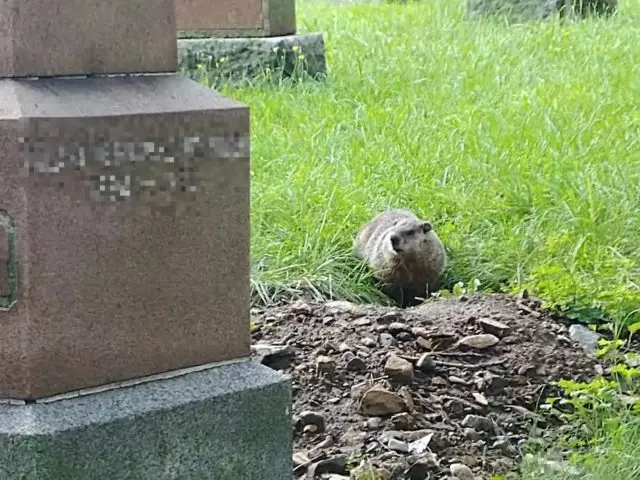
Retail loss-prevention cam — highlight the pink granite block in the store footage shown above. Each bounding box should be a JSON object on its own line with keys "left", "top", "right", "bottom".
{"left": 0, "top": 74, "right": 251, "bottom": 400}
{"left": 0, "top": 0, "right": 178, "bottom": 78}
{"left": 176, "top": 0, "right": 296, "bottom": 37}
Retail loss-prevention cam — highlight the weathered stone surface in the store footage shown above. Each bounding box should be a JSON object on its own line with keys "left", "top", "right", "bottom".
{"left": 384, "top": 354, "right": 415, "bottom": 384}
{"left": 467, "top": 0, "right": 617, "bottom": 21}
{"left": 569, "top": 324, "right": 600, "bottom": 355}
{"left": 458, "top": 334, "right": 500, "bottom": 350}
{"left": 0, "top": 74, "right": 250, "bottom": 400}
{"left": 361, "top": 386, "right": 408, "bottom": 416}
{"left": 0, "top": 0, "right": 177, "bottom": 77}
{"left": 176, "top": 0, "right": 296, "bottom": 38}
{"left": 0, "top": 361, "right": 292, "bottom": 479}
{"left": 178, "top": 32, "right": 327, "bottom": 83}
{"left": 478, "top": 318, "right": 511, "bottom": 337}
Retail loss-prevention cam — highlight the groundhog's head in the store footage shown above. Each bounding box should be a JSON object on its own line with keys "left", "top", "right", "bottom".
{"left": 388, "top": 219, "right": 433, "bottom": 256}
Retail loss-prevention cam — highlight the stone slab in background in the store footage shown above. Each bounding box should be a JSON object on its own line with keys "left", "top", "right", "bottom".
{"left": 178, "top": 32, "right": 327, "bottom": 83}
{"left": 467, "top": 0, "right": 618, "bottom": 21}
{"left": 0, "top": 361, "right": 292, "bottom": 480}
{"left": 0, "top": 0, "right": 177, "bottom": 77}
{"left": 176, "top": 0, "right": 296, "bottom": 38}
{"left": 0, "top": 74, "right": 251, "bottom": 400}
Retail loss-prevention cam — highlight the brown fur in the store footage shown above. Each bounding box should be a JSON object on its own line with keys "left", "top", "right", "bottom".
{"left": 354, "top": 209, "right": 446, "bottom": 307}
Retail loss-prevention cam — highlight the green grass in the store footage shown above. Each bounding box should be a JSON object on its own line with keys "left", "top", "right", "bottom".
{"left": 215, "top": 0, "right": 640, "bottom": 324}
{"left": 519, "top": 410, "right": 640, "bottom": 479}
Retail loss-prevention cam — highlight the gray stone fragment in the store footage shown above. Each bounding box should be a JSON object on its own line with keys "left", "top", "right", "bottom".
{"left": 569, "top": 324, "right": 600, "bottom": 355}
{"left": 467, "top": 0, "right": 617, "bottom": 22}
{"left": 0, "top": 361, "right": 292, "bottom": 480}
{"left": 380, "top": 333, "right": 397, "bottom": 347}
{"left": 178, "top": 33, "right": 327, "bottom": 83}
{"left": 467, "top": 0, "right": 558, "bottom": 20}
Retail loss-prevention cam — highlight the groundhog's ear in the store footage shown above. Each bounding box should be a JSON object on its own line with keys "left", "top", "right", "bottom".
{"left": 421, "top": 222, "right": 432, "bottom": 233}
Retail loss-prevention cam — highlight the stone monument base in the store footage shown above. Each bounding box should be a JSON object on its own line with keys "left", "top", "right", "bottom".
{"left": 467, "top": 0, "right": 618, "bottom": 22}
{"left": 178, "top": 32, "right": 327, "bottom": 83}
{"left": 0, "top": 361, "right": 292, "bottom": 480}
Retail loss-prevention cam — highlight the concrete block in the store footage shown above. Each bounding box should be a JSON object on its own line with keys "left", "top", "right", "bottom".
{"left": 0, "top": 360, "right": 293, "bottom": 480}
{"left": 176, "top": 0, "right": 296, "bottom": 38}
{"left": 0, "top": 0, "right": 177, "bottom": 78}
{"left": 0, "top": 74, "right": 251, "bottom": 400}
{"left": 179, "top": 32, "right": 327, "bottom": 82}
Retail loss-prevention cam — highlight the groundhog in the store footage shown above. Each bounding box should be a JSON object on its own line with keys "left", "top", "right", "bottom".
{"left": 354, "top": 209, "right": 446, "bottom": 308}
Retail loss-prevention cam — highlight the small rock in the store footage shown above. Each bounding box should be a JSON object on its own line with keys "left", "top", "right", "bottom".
{"left": 388, "top": 438, "right": 410, "bottom": 453}
{"left": 346, "top": 357, "right": 368, "bottom": 372}
{"left": 303, "top": 424, "right": 319, "bottom": 434}
{"left": 307, "top": 454, "right": 348, "bottom": 477}
{"left": 399, "top": 386, "right": 415, "bottom": 412}
{"left": 411, "top": 326, "right": 429, "bottom": 338}
{"left": 472, "top": 392, "right": 488, "bottom": 406}
{"left": 569, "top": 324, "right": 600, "bottom": 355}
{"left": 362, "top": 337, "right": 377, "bottom": 347}
{"left": 405, "top": 453, "right": 440, "bottom": 479}
{"left": 389, "top": 322, "right": 410, "bottom": 334}
{"left": 463, "top": 428, "right": 483, "bottom": 441}
{"left": 448, "top": 375, "right": 467, "bottom": 385}
{"left": 379, "top": 333, "right": 397, "bottom": 347}
{"left": 354, "top": 317, "right": 372, "bottom": 327}
{"left": 479, "top": 318, "right": 511, "bottom": 337}
{"left": 360, "top": 387, "right": 408, "bottom": 416}
{"left": 366, "top": 417, "right": 383, "bottom": 430}
{"left": 461, "top": 414, "right": 494, "bottom": 433}
{"left": 408, "top": 431, "right": 434, "bottom": 455}
{"left": 396, "top": 331, "right": 413, "bottom": 342}
{"left": 338, "top": 342, "right": 352, "bottom": 353}
{"left": 458, "top": 334, "right": 500, "bottom": 349}
{"left": 384, "top": 354, "right": 414, "bottom": 383}
{"left": 316, "top": 356, "right": 336, "bottom": 376}
{"left": 326, "top": 300, "right": 367, "bottom": 316}
{"left": 293, "top": 452, "right": 310, "bottom": 466}
{"left": 450, "top": 463, "right": 474, "bottom": 479}
{"left": 391, "top": 412, "right": 413, "bottom": 430}
{"left": 416, "top": 353, "right": 435, "bottom": 372}
{"left": 298, "top": 410, "right": 326, "bottom": 433}
{"left": 416, "top": 337, "right": 432, "bottom": 351}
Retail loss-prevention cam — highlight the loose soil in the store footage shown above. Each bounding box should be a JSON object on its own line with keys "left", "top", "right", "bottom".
{"left": 250, "top": 293, "right": 604, "bottom": 480}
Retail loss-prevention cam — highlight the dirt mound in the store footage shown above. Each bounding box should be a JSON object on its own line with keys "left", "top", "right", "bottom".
{"left": 250, "top": 293, "right": 602, "bottom": 480}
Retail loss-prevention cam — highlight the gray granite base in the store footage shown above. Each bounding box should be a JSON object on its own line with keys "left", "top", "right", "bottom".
{"left": 0, "top": 361, "right": 292, "bottom": 480}
{"left": 467, "top": 0, "right": 618, "bottom": 22}
{"left": 178, "top": 32, "right": 327, "bottom": 84}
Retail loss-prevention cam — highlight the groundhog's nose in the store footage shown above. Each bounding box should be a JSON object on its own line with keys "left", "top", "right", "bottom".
{"left": 390, "top": 234, "right": 401, "bottom": 250}
{"left": 422, "top": 222, "right": 432, "bottom": 233}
